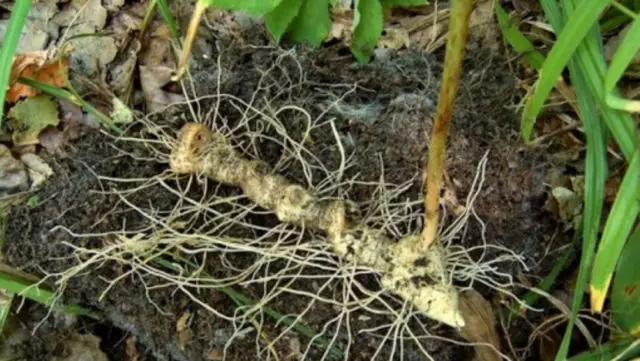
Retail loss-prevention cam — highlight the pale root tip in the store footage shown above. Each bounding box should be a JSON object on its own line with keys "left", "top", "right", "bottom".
{"left": 170, "top": 123, "right": 215, "bottom": 174}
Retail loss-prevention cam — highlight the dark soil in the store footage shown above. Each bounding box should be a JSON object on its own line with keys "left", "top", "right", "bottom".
{"left": 3, "top": 27, "right": 558, "bottom": 361}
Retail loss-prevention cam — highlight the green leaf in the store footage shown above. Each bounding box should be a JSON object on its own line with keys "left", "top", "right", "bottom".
{"left": 604, "top": 15, "right": 640, "bottom": 112}
{"left": 203, "top": 0, "right": 284, "bottom": 15}
{"left": 351, "top": 0, "right": 384, "bottom": 63}
{"left": 520, "top": 0, "right": 610, "bottom": 142}
{"left": 536, "top": 2, "right": 609, "bottom": 361}
{"left": 537, "top": 0, "right": 638, "bottom": 162}
{"left": 288, "top": 0, "right": 332, "bottom": 46}
{"left": 26, "top": 195, "right": 40, "bottom": 208}
{"left": 567, "top": 337, "right": 640, "bottom": 361}
{"left": 0, "top": 0, "right": 32, "bottom": 128}
{"left": 265, "top": 0, "right": 304, "bottom": 41}
{"left": 494, "top": 2, "right": 546, "bottom": 70}
{"left": 0, "top": 270, "right": 100, "bottom": 319}
{"left": 0, "top": 291, "right": 13, "bottom": 333}
{"left": 156, "top": 0, "right": 182, "bottom": 45}
{"left": 380, "top": 0, "right": 426, "bottom": 7}
{"left": 590, "top": 150, "right": 640, "bottom": 312}
{"left": 612, "top": 226, "right": 640, "bottom": 336}
{"left": 18, "top": 77, "right": 121, "bottom": 133}
{"left": 7, "top": 95, "right": 59, "bottom": 146}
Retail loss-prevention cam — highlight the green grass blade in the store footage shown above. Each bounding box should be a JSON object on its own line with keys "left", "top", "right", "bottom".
{"left": 521, "top": 0, "right": 610, "bottom": 142}
{"left": 557, "top": 68, "right": 607, "bottom": 361}
{"left": 611, "top": 226, "right": 640, "bottom": 335}
{"left": 0, "top": 291, "right": 13, "bottom": 332}
{"left": 156, "top": 0, "right": 182, "bottom": 45}
{"left": 0, "top": 271, "right": 101, "bottom": 319}
{"left": 204, "top": 0, "right": 284, "bottom": 14}
{"left": 572, "top": 20, "right": 638, "bottom": 161}
{"left": 590, "top": 150, "right": 640, "bottom": 312}
{"left": 605, "top": 15, "right": 640, "bottom": 112}
{"left": 567, "top": 337, "right": 640, "bottom": 361}
{"left": 538, "top": 0, "right": 638, "bottom": 160}
{"left": 536, "top": 3, "right": 609, "bottom": 361}
{"left": 0, "top": 0, "right": 32, "bottom": 128}
{"left": 495, "top": 2, "right": 546, "bottom": 70}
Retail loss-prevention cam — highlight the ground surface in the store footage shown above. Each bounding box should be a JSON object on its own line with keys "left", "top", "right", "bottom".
{"left": 2, "top": 24, "right": 562, "bottom": 361}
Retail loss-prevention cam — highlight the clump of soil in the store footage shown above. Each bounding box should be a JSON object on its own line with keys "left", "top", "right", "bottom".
{"left": 3, "top": 27, "right": 554, "bottom": 361}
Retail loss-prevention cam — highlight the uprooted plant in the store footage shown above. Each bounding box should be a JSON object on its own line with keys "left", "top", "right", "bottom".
{"left": 172, "top": 0, "right": 475, "bottom": 328}
{"left": 25, "top": 0, "right": 531, "bottom": 359}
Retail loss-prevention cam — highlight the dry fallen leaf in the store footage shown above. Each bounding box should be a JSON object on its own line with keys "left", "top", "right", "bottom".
{"left": 0, "top": 1, "right": 58, "bottom": 53}
{"left": 327, "top": 8, "right": 353, "bottom": 43}
{"left": 51, "top": 334, "right": 109, "bottom": 361}
{"left": 67, "top": 24, "right": 118, "bottom": 76}
{"left": 458, "top": 290, "right": 501, "bottom": 361}
{"left": 0, "top": 145, "right": 28, "bottom": 191}
{"left": 468, "top": 0, "right": 501, "bottom": 51}
{"left": 551, "top": 186, "right": 582, "bottom": 230}
{"left": 140, "top": 23, "right": 174, "bottom": 67}
{"left": 20, "top": 153, "right": 54, "bottom": 189}
{"left": 537, "top": 319, "right": 562, "bottom": 361}
{"left": 139, "top": 65, "right": 185, "bottom": 112}
{"left": 176, "top": 311, "right": 191, "bottom": 351}
{"left": 207, "top": 348, "right": 223, "bottom": 360}
{"left": 108, "top": 39, "right": 141, "bottom": 98}
{"left": 38, "top": 126, "right": 65, "bottom": 154}
{"left": 379, "top": 28, "right": 410, "bottom": 49}
{"left": 7, "top": 51, "right": 69, "bottom": 102}
{"left": 604, "top": 177, "right": 621, "bottom": 203}
{"left": 125, "top": 336, "right": 139, "bottom": 361}
{"left": 7, "top": 95, "right": 60, "bottom": 146}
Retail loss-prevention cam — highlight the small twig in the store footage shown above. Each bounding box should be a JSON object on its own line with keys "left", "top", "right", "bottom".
{"left": 420, "top": 0, "right": 474, "bottom": 252}
{"left": 173, "top": 0, "right": 207, "bottom": 80}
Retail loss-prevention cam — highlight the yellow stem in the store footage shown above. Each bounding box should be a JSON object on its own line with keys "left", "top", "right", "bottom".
{"left": 173, "top": 0, "right": 207, "bottom": 81}
{"left": 419, "top": 0, "right": 473, "bottom": 252}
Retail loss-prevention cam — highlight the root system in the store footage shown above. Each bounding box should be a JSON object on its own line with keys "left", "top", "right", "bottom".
{"left": 171, "top": 122, "right": 463, "bottom": 327}
{"left": 3, "top": 27, "right": 553, "bottom": 361}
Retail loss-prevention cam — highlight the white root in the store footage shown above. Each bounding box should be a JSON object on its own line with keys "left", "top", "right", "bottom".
{"left": 170, "top": 122, "right": 465, "bottom": 327}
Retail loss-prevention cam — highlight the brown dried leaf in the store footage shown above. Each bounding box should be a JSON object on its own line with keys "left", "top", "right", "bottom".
{"left": 468, "top": 0, "right": 500, "bottom": 51}
{"left": 139, "top": 65, "right": 185, "bottom": 112}
{"left": 327, "top": 8, "right": 353, "bottom": 43}
{"left": 538, "top": 320, "right": 562, "bottom": 361}
{"left": 458, "top": 290, "right": 501, "bottom": 361}
{"left": 207, "top": 348, "right": 223, "bottom": 360}
{"left": 20, "top": 153, "right": 53, "bottom": 189}
{"left": 379, "top": 28, "right": 410, "bottom": 49}
{"left": 176, "top": 311, "right": 191, "bottom": 351}
{"left": 108, "top": 39, "right": 141, "bottom": 98}
{"left": 125, "top": 337, "right": 139, "bottom": 361}
{"left": 38, "top": 126, "right": 64, "bottom": 154}
{"left": 0, "top": 145, "right": 28, "bottom": 191}
{"left": 140, "top": 23, "right": 174, "bottom": 67}
{"left": 7, "top": 51, "right": 69, "bottom": 102}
